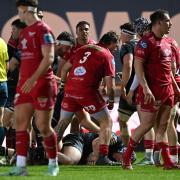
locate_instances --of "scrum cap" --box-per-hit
[133,17,149,36]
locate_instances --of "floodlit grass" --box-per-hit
[0,153,180,180]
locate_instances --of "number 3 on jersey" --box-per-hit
[79,52,91,64]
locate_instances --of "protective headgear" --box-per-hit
[133,17,149,36]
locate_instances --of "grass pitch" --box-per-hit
[0,153,180,180]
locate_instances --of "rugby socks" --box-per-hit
[16,131,29,167]
[144,140,154,160]
[44,132,58,165]
[157,142,173,167]
[123,138,138,164]
[99,144,109,156]
[6,127,16,149]
[0,127,5,145]
[153,143,161,165]
[169,145,178,164]
[12,128,16,149]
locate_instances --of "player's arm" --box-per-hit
[171,60,177,76]
[60,61,72,83]
[126,74,139,105]
[87,137,100,165]
[134,56,155,104]
[171,71,180,101]
[120,53,133,99]
[9,57,19,72]
[104,76,115,110]
[56,58,67,78]
[21,44,54,93]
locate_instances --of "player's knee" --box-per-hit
[119,120,128,128]
[120,127,130,136]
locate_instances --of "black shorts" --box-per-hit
[51,90,64,128]
[62,133,84,153]
[5,86,16,108]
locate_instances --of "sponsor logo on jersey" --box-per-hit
[29,32,36,37]
[21,38,27,49]
[44,33,54,44]
[74,66,86,76]
[84,105,96,112]
[162,49,171,57]
[136,49,145,56]
[140,40,147,48]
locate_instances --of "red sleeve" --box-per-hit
[39,23,55,46]
[170,40,180,69]
[104,51,115,77]
[8,36,18,48]
[135,38,149,61]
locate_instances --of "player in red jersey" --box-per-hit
[166,37,180,164]
[57,31,119,165]
[56,21,98,134]
[6,0,59,176]
[56,21,96,77]
[122,9,180,170]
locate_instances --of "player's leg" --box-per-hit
[7,103,34,176]
[91,107,113,165]
[122,109,157,169]
[168,104,179,164]
[136,105,155,165]
[58,133,83,164]
[0,81,8,147]
[118,109,132,147]
[156,104,180,169]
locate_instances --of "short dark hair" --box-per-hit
[37,8,43,19]
[120,22,135,34]
[99,31,119,45]
[16,0,38,7]
[56,31,75,45]
[11,19,26,29]
[150,9,170,25]
[76,21,90,29]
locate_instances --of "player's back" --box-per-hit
[65,44,114,95]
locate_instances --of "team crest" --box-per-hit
[21,38,27,49]
[140,40,147,48]
[37,97,48,108]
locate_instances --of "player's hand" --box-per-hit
[54,75,61,84]
[100,86,107,96]
[143,86,155,104]
[119,85,127,100]
[87,152,98,165]
[58,80,65,93]
[110,132,118,145]
[21,78,37,94]
[107,99,114,110]
[174,87,180,102]
[116,72,122,81]
[126,90,134,105]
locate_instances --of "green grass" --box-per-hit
[0,153,180,180]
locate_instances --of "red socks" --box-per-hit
[157,142,173,166]
[99,144,109,156]
[44,133,58,159]
[124,138,138,164]
[169,145,178,156]
[16,131,29,156]
[144,140,154,149]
